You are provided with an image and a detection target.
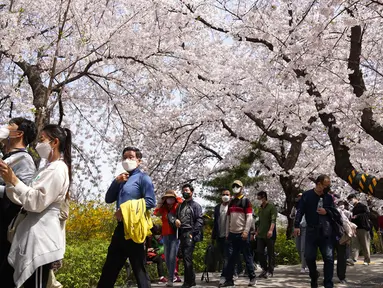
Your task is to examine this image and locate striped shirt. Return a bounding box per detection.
[226,194,253,236]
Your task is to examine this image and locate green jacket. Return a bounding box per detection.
[257,202,277,239]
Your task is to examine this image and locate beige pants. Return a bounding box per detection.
[351,229,371,263]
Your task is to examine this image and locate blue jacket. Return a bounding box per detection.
[295,189,334,236]
[105,168,156,210]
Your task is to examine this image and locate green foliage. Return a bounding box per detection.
[56,239,126,288]
[274,229,300,265]
[203,150,263,207]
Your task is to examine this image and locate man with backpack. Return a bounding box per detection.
[175,184,203,288]
[221,180,256,287]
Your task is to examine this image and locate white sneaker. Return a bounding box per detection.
[363,262,370,266]
[300,268,306,273]
[219,277,226,285]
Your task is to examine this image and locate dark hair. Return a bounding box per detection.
[43,124,72,198]
[122,146,142,159]
[337,200,344,206]
[315,174,330,184]
[221,188,230,194]
[347,194,357,201]
[182,183,194,193]
[151,224,162,235]
[257,191,268,200]
[9,117,37,146]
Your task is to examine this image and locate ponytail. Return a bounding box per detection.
[42,124,73,200]
[64,128,72,200]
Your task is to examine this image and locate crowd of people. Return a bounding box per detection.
[0,118,382,288]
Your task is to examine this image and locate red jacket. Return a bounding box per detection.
[154,197,183,236]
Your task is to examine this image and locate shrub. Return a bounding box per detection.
[56,239,127,287]
[274,229,300,265]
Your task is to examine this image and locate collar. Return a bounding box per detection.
[261,201,268,208]
[128,167,141,176]
[235,194,244,200]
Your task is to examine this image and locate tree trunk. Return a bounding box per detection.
[279,175,300,239]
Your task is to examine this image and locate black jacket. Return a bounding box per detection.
[176,199,204,242]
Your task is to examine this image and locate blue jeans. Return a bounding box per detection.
[305,227,334,288]
[163,234,178,282]
[225,233,255,282]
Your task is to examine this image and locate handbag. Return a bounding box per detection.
[7,208,27,243]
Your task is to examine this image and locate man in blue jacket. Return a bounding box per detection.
[98,147,156,288]
[294,175,335,288]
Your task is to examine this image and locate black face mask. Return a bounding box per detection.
[323,186,331,194]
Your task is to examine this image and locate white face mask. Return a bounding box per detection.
[35,141,52,159]
[0,127,9,141]
[122,159,138,172]
[232,187,241,194]
[166,198,176,205]
[222,195,230,203]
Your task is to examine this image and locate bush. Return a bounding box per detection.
[274,230,300,265]
[56,239,127,287]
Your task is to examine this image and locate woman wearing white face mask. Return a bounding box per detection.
[0,124,72,288]
[154,190,183,286]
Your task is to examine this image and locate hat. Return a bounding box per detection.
[161,190,177,200]
[232,180,243,187]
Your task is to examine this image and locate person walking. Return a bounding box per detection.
[294,175,336,288]
[97,147,156,288]
[175,184,203,288]
[290,193,308,273]
[154,190,183,286]
[212,189,231,285]
[0,124,71,288]
[256,191,277,279]
[347,194,371,265]
[220,180,256,287]
[0,118,37,287]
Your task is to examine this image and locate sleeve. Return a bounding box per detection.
[294,196,306,228]
[271,204,277,224]
[0,185,5,198]
[154,207,163,217]
[141,174,156,209]
[289,206,296,219]
[192,203,204,236]
[6,163,68,213]
[244,199,253,233]
[105,180,121,204]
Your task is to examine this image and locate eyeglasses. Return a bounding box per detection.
[232,184,241,188]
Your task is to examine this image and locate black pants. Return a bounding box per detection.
[97,223,151,288]
[0,240,15,288]
[257,237,275,273]
[334,242,347,281]
[147,255,165,278]
[180,232,196,286]
[23,264,50,288]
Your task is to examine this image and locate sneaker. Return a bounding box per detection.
[219,277,226,285]
[363,262,370,266]
[339,279,348,284]
[267,272,273,278]
[173,275,182,282]
[233,274,239,280]
[305,268,309,273]
[258,270,268,279]
[220,281,235,287]
[166,282,174,287]
[346,259,355,266]
[300,268,306,273]
[160,277,168,283]
[248,277,257,286]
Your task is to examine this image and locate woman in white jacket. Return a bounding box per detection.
[0,124,71,288]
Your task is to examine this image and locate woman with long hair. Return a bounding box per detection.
[0,124,72,288]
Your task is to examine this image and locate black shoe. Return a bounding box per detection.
[258,270,268,279]
[220,281,235,287]
[310,271,320,288]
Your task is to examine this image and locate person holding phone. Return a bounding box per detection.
[0,124,72,288]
